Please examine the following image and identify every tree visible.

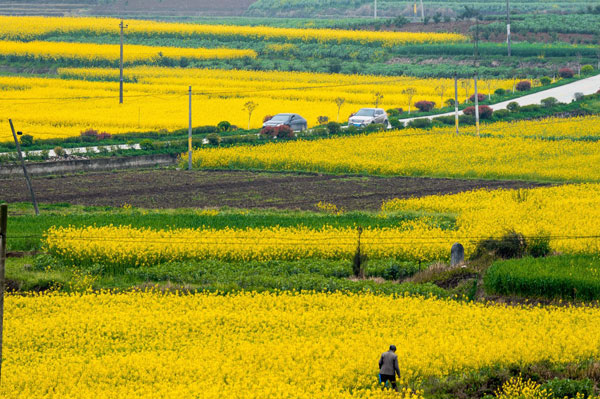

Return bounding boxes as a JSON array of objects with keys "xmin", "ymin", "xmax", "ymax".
[
  {"xmin": 484, "ymin": 80, "xmax": 494, "ymax": 100},
  {"xmin": 460, "ymin": 80, "xmax": 472, "ymax": 103},
  {"xmin": 334, "ymin": 97, "xmax": 345, "ymax": 122},
  {"xmin": 435, "ymin": 84, "xmax": 447, "ymax": 108},
  {"xmin": 402, "ymin": 88, "xmax": 416, "ymax": 114},
  {"xmin": 373, "ymin": 92, "xmax": 384, "ymax": 108},
  {"xmin": 243, "ymin": 101, "xmax": 258, "ymax": 130}
]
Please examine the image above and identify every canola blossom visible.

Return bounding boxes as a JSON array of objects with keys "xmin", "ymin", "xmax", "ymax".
[
  {"xmin": 44, "ymin": 223, "xmax": 453, "ymax": 266},
  {"xmin": 189, "ymin": 125, "xmax": 600, "ymax": 182},
  {"xmin": 44, "ymin": 184, "xmax": 600, "ymax": 264},
  {"xmin": 0, "ymin": 67, "xmax": 513, "ymax": 139},
  {"xmin": 3, "ymin": 291, "xmax": 600, "ymax": 398},
  {"xmin": 0, "ymin": 40, "xmax": 256, "ymax": 63},
  {"xmin": 0, "ymin": 15, "xmax": 467, "ymax": 45},
  {"xmin": 382, "ymin": 184, "xmax": 600, "ymax": 256}
]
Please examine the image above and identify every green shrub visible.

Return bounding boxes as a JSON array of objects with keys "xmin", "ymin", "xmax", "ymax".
[
  {"xmin": 53, "ymin": 146, "xmax": 66, "ymax": 158},
  {"xmin": 206, "ymin": 133, "xmax": 221, "ymax": 146},
  {"xmin": 472, "ymin": 231, "xmax": 527, "ymax": 260},
  {"xmin": 407, "ymin": 118, "xmax": 432, "ymax": 129},
  {"xmin": 19, "ymin": 134, "xmax": 34, "ymax": 147},
  {"xmin": 506, "ymin": 102, "xmax": 521, "ymax": 112},
  {"xmin": 527, "ymin": 235, "xmax": 551, "ymax": 258},
  {"xmin": 541, "ymin": 97, "xmax": 558, "ymax": 108},
  {"xmin": 139, "ymin": 139, "xmax": 155, "ymax": 151},
  {"xmin": 541, "ymin": 378, "xmax": 594, "ymax": 399},
  {"xmin": 493, "ymin": 109, "xmax": 510, "ymax": 119},
  {"xmin": 581, "ymin": 65, "xmax": 594, "ymax": 75},
  {"xmin": 494, "ymin": 88, "xmax": 506, "ymax": 96},
  {"xmin": 326, "ymin": 122, "xmax": 341, "ymax": 135},
  {"xmin": 540, "ymin": 76, "xmax": 552, "ymax": 86},
  {"xmin": 217, "ymin": 121, "xmax": 232, "ymax": 132},
  {"xmin": 433, "ymin": 115, "xmax": 455, "ymax": 125},
  {"xmin": 520, "ymin": 104, "xmax": 541, "ymax": 113}
]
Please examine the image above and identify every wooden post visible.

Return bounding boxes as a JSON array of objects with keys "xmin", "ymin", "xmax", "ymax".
[
  {"xmin": 9, "ymin": 120, "xmax": 39, "ymax": 215},
  {"xmin": 0, "ymin": 204, "xmax": 7, "ymax": 384}
]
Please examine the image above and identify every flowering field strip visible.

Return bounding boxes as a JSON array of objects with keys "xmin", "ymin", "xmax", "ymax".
[
  {"xmin": 382, "ymin": 184, "xmax": 600, "ymax": 257},
  {"xmin": 458, "ymin": 116, "xmax": 600, "ymax": 140},
  {"xmin": 189, "ymin": 127, "xmax": 600, "ymax": 182},
  {"xmin": 0, "ymin": 40, "xmax": 256, "ymax": 63},
  {"xmin": 43, "ymin": 185, "xmax": 600, "ymax": 264},
  {"xmin": 4, "ymin": 291, "xmax": 600, "ymax": 398},
  {"xmin": 0, "ymin": 15, "xmax": 467, "ymax": 45},
  {"xmin": 44, "ymin": 223, "xmax": 453, "ymax": 266},
  {"xmin": 0, "ymin": 67, "xmax": 513, "ymax": 139}
]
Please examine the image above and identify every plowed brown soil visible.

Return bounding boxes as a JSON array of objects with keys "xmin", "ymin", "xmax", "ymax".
[{"xmin": 1, "ymin": 169, "xmax": 549, "ymax": 211}]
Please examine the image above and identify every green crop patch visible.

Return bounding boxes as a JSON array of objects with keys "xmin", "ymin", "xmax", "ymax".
[{"xmin": 484, "ymin": 255, "xmax": 600, "ymax": 301}]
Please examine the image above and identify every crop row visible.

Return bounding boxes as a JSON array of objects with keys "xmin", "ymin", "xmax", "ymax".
[
  {"xmin": 0, "ymin": 40, "xmax": 256, "ymax": 64},
  {"xmin": 0, "ymin": 16, "xmax": 467, "ymax": 45},
  {"xmin": 4, "ymin": 291, "xmax": 600, "ymax": 398},
  {"xmin": 189, "ymin": 122, "xmax": 600, "ymax": 182},
  {"xmin": 43, "ymin": 184, "xmax": 600, "ymax": 266},
  {"xmin": 43, "ymin": 223, "xmax": 454, "ymax": 267}
]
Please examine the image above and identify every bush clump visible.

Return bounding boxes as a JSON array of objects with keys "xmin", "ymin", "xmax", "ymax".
[
  {"xmin": 469, "ymin": 93, "xmax": 485, "ymax": 103},
  {"xmin": 463, "ymin": 105, "xmax": 494, "ymax": 119},
  {"xmin": 415, "ymin": 100, "xmax": 436, "ymax": 112},
  {"xmin": 516, "ymin": 80, "xmax": 532, "ymax": 91},
  {"xmin": 506, "ymin": 102, "xmax": 521, "ymax": 112},
  {"xmin": 540, "ymin": 76, "xmax": 552, "ymax": 86},
  {"xmin": 261, "ymin": 125, "xmax": 294, "ymax": 139},
  {"xmin": 559, "ymin": 68, "xmax": 574, "ymax": 78}
]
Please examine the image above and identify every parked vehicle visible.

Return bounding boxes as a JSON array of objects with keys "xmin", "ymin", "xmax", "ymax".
[
  {"xmin": 263, "ymin": 113, "xmax": 307, "ymax": 132},
  {"xmin": 348, "ymin": 108, "xmax": 388, "ymax": 127}
]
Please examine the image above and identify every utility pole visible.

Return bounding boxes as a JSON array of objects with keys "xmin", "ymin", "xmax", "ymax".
[
  {"xmin": 9, "ymin": 120, "xmax": 39, "ymax": 215},
  {"xmin": 420, "ymin": 0, "xmax": 425, "ymax": 23},
  {"xmin": 119, "ymin": 19, "xmax": 128, "ymax": 104},
  {"xmin": 506, "ymin": 0, "xmax": 511, "ymax": 57},
  {"xmin": 474, "ymin": 73, "xmax": 480, "ymax": 137},
  {"xmin": 374, "ymin": 0, "xmax": 377, "ymax": 18},
  {"xmin": 454, "ymin": 73, "xmax": 459, "ymax": 135},
  {"xmin": 188, "ymin": 86, "xmax": 192, "ymax": 171},
  {"xmin": 0, "ymin": 205, "xmax": 6, "ymax": 384}
]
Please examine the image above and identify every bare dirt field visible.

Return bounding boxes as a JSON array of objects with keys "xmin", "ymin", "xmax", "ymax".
[{"xmin": 1, "ymin": 169, "xmax": 550, "ymax": 211}]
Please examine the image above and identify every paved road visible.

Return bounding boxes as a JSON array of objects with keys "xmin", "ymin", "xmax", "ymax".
[{"xmin": 400, "ymin": 73, "xmax": 600, "ymax": 125}]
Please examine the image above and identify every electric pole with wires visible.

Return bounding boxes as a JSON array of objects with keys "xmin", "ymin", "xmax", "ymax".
[{"xmin": 119, "ymin": 19, "xmax": 128, "ymax": 104}]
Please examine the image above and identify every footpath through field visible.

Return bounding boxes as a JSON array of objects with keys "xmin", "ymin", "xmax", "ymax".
[{"xmin": 400, "ymin": 73, "xmax": 600, "ymax": 125}]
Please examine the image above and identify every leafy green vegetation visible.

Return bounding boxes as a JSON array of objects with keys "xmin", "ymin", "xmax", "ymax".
[
  {"xmin": 4, "ymin": 203, "xmax": 454, "ymax": 252},
  {"xmin": 6, "ymin": 255, "xmax": 446, "ymax": 297},
  {"xmin": 484, "ymin": 255, "xmax": 600, "ymax": 301}
]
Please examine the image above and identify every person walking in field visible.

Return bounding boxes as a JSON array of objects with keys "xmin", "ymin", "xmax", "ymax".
[{"xmin": 378, "ymin": 345, "xmax": 401, "ymax": 391}]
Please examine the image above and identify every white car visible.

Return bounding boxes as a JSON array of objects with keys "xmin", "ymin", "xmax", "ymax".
[{"xmin": 348, "ymin": 108, "xmax": 389, "ymax": 127}]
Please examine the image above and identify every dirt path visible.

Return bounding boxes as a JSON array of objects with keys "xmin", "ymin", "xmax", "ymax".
[{"xmin": 1, "ymin": 169, "xmax": 549, "ymax": 211}]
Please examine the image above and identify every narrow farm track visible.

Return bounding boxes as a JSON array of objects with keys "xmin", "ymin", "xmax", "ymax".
[
  {"xmin": 0, "ymin": 169, "xmax": 549, "ymax": 211},
  {"xmin": 401, "ymin": 73, "xmax": 600, "ymax": 124}
]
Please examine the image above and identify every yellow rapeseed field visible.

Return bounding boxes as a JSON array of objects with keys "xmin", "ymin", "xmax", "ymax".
[
  {"xmin": 43, "ymin": 184, "xmax": 600, "ymax": 264},
  {"xmin": 0, "ymin": 40, "xmax": 256, "ymax": 63},
  {"xmin": 0, "ymin": 15, "xmax": 467, "ymax": 45},
  {"xmin": 190, "ymin": 124, "xmax": 600, "ymax": 182},
  {"xmin": 44, "ymin": 223, "xmax": 452, "ymax": 265},
  {"xmin": 0, "ymin": 67, "xmax": 514, "ymax": 139},
  {"xmin": 3, "ymin": 291, "xmax": 600, "ymax": 398},
  {"xmin": 381, "ymin": 183, "xmax": 600, "ymax": 256}
]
